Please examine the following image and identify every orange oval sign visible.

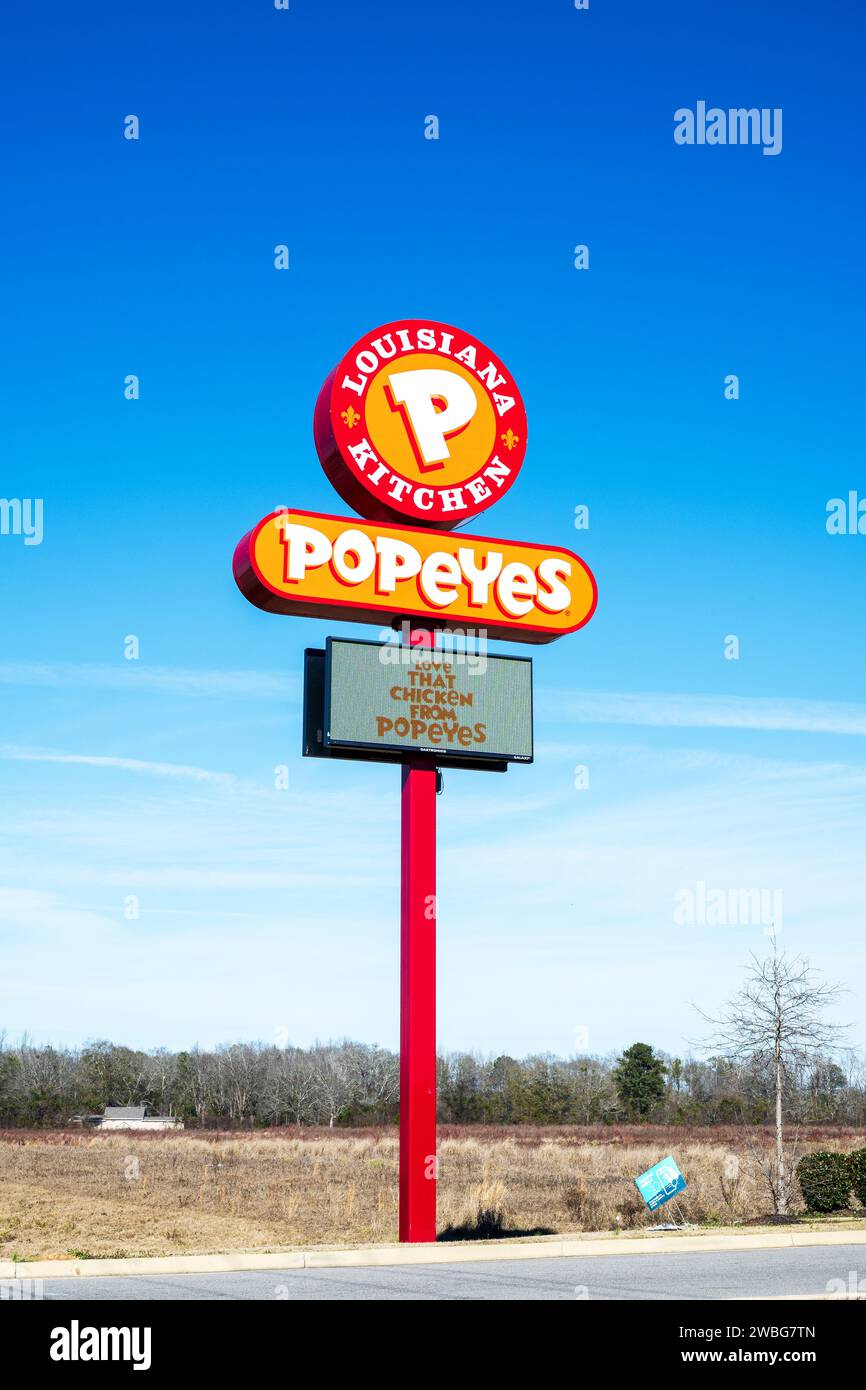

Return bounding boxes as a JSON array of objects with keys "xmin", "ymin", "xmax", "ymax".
[
  {"xmin": 314, "ymin": 320, "xmax": 528, "ymax": 529},
  {"xmin": 233, "ymin": 509, "xmax": 596, "ymax": 645}
]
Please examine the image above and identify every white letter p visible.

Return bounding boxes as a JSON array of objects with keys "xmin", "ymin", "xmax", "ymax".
[{"xmin": 387, "ymin": 368, "xmax": 477, "ymax": 470}]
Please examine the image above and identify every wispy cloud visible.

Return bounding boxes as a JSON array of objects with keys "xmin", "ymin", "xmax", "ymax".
[
  {"xmin": 1, "ymin": 731, "xmax": 863, "ymax": 1053},
  {"xmin": 0, "ymin": 662, "xmax": 296, "ymax": 700},
  {"xmin": 535, "ymin": 738, "xmax": 866, "ymax": 781},
  {"xmin": 0, "ymin": 745, "xmax": 238, "ymax": 786},
  {"xmin": 541, "ymin": 690, "xmax": 866, "ymax": 738}
]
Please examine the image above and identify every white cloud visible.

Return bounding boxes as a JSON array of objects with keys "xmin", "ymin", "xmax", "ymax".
[
  {"xmin": 0, "ymin": 745, "xmax": 239, "ymax": 786},
  {"xmin": 540, "ymin": 690, "xmax": 866, "ymax": 737},
  {"xmin": 0, "ymin": 662, "xmax": 296, "ymax": 700}
]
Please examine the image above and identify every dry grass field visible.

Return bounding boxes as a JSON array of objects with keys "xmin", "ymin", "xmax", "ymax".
[{"xmin": 1, "ymin": 1126, "xmax": 864, "ymax": 1260}]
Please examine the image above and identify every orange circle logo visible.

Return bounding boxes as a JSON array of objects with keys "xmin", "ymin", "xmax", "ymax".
[{"xmin": 314, "ymin": 319, "xmax": 527, "ymax": 528}]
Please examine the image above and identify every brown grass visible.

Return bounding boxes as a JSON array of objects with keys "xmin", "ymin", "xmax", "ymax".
[{"xmin": 1, "ymin": 1126, "xmax": 863, "ymax": 1260}]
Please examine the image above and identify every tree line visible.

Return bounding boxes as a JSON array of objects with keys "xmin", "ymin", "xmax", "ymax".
[{"xmin": 1, "ymin": 1034, "xmax": 863, "ymax": 1129}]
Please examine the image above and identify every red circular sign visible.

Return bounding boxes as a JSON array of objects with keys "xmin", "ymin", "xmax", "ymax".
[{"xmin": 314, "ymin": 319, "xmax": 527, "ymax": 529}]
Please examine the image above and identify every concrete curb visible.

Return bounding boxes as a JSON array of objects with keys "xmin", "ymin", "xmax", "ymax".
[{"xmin": 3, "ymin": 1227, "xmax": 866, "ymax": 1281}]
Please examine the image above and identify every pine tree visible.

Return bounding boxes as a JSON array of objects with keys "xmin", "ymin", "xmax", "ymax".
[{"xmin": 613, "ymin": 1043, "xmax": 666, "ymax": 1119}]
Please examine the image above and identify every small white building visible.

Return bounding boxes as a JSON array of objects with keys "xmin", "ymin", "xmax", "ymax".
[{"xmin": 98, "ymin": 1105, "xmax": 183, "ymax": 1131}]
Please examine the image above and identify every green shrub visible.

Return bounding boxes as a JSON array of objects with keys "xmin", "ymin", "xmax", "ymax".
[
  {"xmin": 847, "ymin": 1148, "xmax": 866, "ymax": 1207},
  {"xmin": 796, "ymin": 1152, "xmax": 851, "ymax": 1212}
]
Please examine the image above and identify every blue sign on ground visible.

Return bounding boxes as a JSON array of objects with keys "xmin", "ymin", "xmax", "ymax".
[{"xmin": 634, "ymin": 1155, "xmax": 687, "ymax": 1211}]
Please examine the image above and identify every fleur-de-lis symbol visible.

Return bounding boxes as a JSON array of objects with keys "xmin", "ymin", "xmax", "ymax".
[
  {"xmin": 500, "ymin": 428, "xmax": 520, "ymax": 451},
  {"xmin": 341, "ymin": 406, "xmax": 361, "ymax": 429}
]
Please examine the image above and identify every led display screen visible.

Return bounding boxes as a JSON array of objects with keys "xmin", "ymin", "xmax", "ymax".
[{"xmin": 324, "ymin": 639, "xmax": 533, "ymax": 763}]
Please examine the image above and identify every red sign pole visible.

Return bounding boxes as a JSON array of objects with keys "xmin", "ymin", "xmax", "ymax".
[{"xmin": 399, "ymin": 627, "xmax": 437, "ymax": 1242}]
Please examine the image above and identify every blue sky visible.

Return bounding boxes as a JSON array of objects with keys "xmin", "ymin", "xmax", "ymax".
[{"xmin": 2, "ymin": 1, "xmax": 864, "ymax": 1057}]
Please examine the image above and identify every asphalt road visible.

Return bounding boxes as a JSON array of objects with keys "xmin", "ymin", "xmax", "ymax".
[{"xmin": 32, "ymin": 1244, "xmax": 866, "ymax": 1300}]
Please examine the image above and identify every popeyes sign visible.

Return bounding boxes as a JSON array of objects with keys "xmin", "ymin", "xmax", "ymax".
[
  {"xmin": 233, "ymin": 316, "xmax": 598, "ymax": 1247},
  {"xmin": 234, "ymin": 317, "xmax": 597, "ymax": 642},
  {"xmin": 314, "ymin": 319, "xmax": 527, "ymax": 527},
  {"xmin": 235, "ymin": 508, "xmax": 595, "ymax": 644}
]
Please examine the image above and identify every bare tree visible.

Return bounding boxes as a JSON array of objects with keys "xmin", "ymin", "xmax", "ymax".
[
  {"xmin": 144, "ymin": 1049, "xmax": 178, "ymax": 1115},
  {"xmin": 698, "ymin": 944, "xmax": 848, "ymax": 1214},
  {"xmin": 180, "ymin": 1047, "xmax": 215, "ymax": 1125},
  {"xmin": 217, "ymin": 1043, "xmax": 266, "ymax": 1124},
  {"xmin": 344, "ymin": 1043, "xmax": 399, "ymax": 1111},
  {"xmin": 309, "ymin": 1043, "xmax": 356, "ymax": 1127},
  {"xmin": 262, "ymin": 1046, "xmax": 318, "ymax": 1127},
  {"xmin": 564, "ymin": 1056, "xmax": 616, "ymax": 1124}
]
